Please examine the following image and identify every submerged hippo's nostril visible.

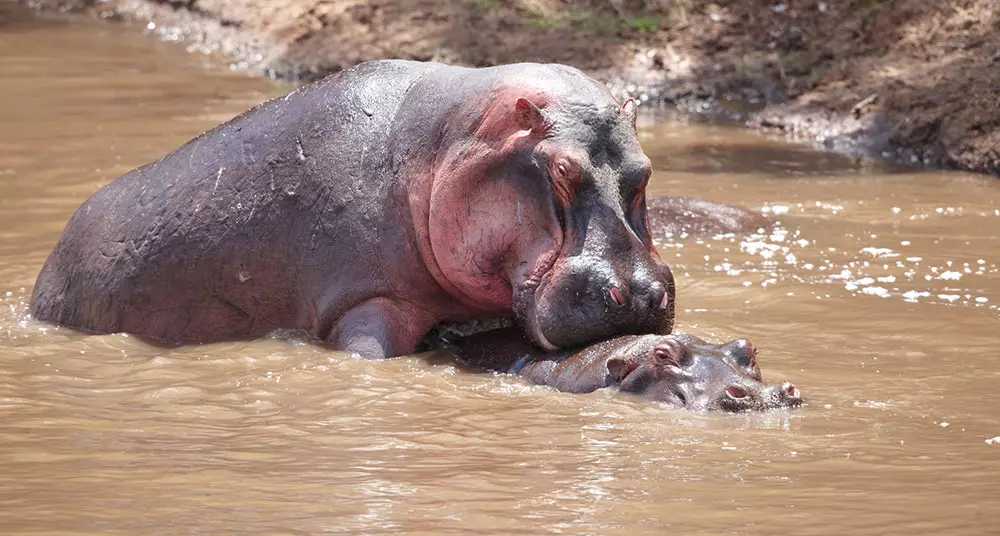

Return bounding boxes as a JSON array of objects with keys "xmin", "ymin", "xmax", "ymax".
[
  {"xmin": 783, "ymin": 382, "xmax": 801, "ymax": 400},
  {"xmin": 608, "ymin": 285, "xmax": 626, "ymax": 308},
  {"xmin": 726, "ymin": 385, "xmax": 748, "ymax": 399}
]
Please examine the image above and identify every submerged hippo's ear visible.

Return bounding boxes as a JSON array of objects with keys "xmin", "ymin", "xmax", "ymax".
[
  {"xmin": 723, "ymin": 339, "xmax": 762, "ymax": 380},
  {"xmin": 607, "ymin": 356, "xmax": 638, "ymax": 384},
  {"xmin": 743, "ymin": 340, "xmax": 758, "ymax": 366},
  {"xmin": 515, "ymin": 97, "xmax": 548, "ymax": 134},
  {"xmin": 726, "ymin": 339, "xmax": 758, "ymax": 368},
  {"xmin": 621, "ymin": 98, "xmax": 638, "ymax": 133}
]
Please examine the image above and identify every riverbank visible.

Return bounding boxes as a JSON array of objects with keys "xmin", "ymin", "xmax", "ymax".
[{"xmin": 16, "ymin": 0, "xmax": 1000, "ymax": 176}]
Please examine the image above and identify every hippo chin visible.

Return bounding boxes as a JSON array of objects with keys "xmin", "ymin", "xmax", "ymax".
[
  {"xmin": 449, "ymin": 329, "xmax": 803, "ymax": 412},
  {"xmin": 29, "ymin": 60, "xmax": 674, "ymax": 358}
]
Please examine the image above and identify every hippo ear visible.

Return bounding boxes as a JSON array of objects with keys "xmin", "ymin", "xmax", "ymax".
[
  {"xmin": 729, "ymin": 339, "xmax": 758, "ymax": 368},
  {"xmin": 724, "ymin": 339, "xmax": 762, "ymax": 380},
  {"xmin": 607, "ymin": 357, "xmax": 638, "ymax": 384},
  {"xmin": 515, "ymin": 97, "xmax": 548, "ymax": 134},
  {"xmin": 621, "ymin": 98, "xmax": 638, "ymax": 133}
]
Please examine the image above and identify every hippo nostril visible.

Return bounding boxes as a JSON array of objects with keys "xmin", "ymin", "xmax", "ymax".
[
  {"xmin": 609, "ymin": 285, "xmax": 626, "ymax": 308},
  {"xmin": 643, "ymin": 281, "xmax": 669, "ymax": 311},
  {"xmin": 726, "ymin": 385, "xmax": 748, "ymax": 399}
]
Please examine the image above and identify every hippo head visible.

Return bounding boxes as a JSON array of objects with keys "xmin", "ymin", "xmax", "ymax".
[
  {"xmin": 605, "ymin": 334, "xmax": 803, "ymax": 411},
  {"xmin": 427, "ymin": 65, "xmax": 673, "ymax": 351}
]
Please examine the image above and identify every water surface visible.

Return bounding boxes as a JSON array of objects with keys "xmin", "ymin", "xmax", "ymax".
[{"xmin": 1, "ymin": 7, "xmax": 999, "ymax": 535}]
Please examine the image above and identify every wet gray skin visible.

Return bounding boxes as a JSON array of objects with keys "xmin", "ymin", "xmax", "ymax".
[
  {"xmin": 28, "ymin": 60, "xmax": 674, "ymax": 359},
  {"xmin": 450, "ymin": 329, "xmax": 803, "ymax": 412}
]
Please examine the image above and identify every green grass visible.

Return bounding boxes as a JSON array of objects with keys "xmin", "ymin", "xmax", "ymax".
[
  {"xmin": 533, "ymin": 17, "xmax": 555, "ymax": 30},
  {"xmin": 625, "ymin": 15, "xmax": 660, "ymax": 33}
]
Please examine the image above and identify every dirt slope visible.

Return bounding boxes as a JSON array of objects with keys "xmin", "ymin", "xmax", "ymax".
[{"xmin": 17, "ymin": 0, "xmax": 1000, "ymax": 176}]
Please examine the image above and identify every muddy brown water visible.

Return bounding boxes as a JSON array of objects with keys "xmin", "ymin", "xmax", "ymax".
[{"xmin": 2, "ymin": 7, "xmax": 1000, "ymax": 535}]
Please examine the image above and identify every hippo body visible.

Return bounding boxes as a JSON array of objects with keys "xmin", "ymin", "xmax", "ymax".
[
  {"xmin": 450, "ymin": 329, "xmax": 803, "ymax": 411},
  {"xmin": 30, "ymin": 60, "xmax": 676, "ymax": 358}
]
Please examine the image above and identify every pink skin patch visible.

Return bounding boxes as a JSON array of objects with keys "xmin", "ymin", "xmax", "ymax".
[{"xmin": 422, "ymin": 88, "xmax": 564, "ymax": 317}]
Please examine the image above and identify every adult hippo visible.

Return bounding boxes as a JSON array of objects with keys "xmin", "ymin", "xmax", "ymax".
[
  {"xmin": 449, "ymin": 329, "xmax": 803, "ymax": 411},
  {"xmin": 30, "ymin": 60, "xmax": 674, "ymax": 358}
]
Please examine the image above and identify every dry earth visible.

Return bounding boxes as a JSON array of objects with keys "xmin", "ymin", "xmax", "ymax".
[{"xmin": 15, "ymin": 0, "xmax": 1000, "ymax": 175}]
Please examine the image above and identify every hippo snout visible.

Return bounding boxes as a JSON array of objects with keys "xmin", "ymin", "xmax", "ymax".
[
  {"xmin": 527, "ymin": 255, "xmax": 675, "ymax": 349},
  {"xmin": 721, "ymin": 379, "xmax": 804, "ymax": 412},
  {"xmin": 606, "ymin": 275, "xmax": 670, "ymax": 315},
  {"xmin": 772, "ymin": 382, "xmax": 804, "ymax": 408}
]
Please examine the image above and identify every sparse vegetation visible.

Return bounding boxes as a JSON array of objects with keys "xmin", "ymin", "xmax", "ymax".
[
  {"xmin": 625, "ymin": 15, "xmax": 659, "ymax": 33},
  {"xmin": 30, "ymin": 0, "xmax": 1000, "ymax": 176}
]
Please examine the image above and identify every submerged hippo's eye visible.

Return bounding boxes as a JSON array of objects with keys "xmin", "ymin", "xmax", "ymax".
[
  {"xmin": 556, "ymin": 163, "xmax": 568, "ymax": 177},
  {"xmin": 726, "ymin": 385, "xmax": 748, "ymax": 399},
  {"xmin": 652, "ymin": 344, "xmax": 681, "ymax": 367}
]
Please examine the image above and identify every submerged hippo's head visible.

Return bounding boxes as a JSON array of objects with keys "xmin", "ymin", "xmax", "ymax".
[
  {"xmin": 605, "ymin": 334, "xmax": 802, "ymax": 411},
  {"xmin": 427, "ymin": 65, "xmax": 673, "ymax": 351}
]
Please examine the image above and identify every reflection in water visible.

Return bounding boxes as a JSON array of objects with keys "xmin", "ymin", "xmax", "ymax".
[{"xmin": 2, "ymin": 6, "xmax": 1000, "ymax": 535}]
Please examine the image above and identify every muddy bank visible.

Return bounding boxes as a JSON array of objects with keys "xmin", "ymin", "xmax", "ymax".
[{"xmin": 16, "ymin": 0, "xmax": 1000, "ymax": 176}]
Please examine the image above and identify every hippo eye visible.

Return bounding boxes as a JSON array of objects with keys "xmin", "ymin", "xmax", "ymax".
[
  {"xmin": 549, "ymin": 162, "xmax": 578, "ymax": 206},
  {"xmin": 652, "ymin": 338, "xmax": 683, "ymax": 367},
  {"xmin": 726, "ymin": 385, "xmax": 748, "ymax": 399}
]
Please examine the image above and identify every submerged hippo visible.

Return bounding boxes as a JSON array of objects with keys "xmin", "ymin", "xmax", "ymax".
[
  {"xmin": 646, "ymin": 196, "xmax": 771, "ymax": 238},
  {"xmin": 30, "ymin": 60, "xmax": 676, "ymax": 358},
  {"xmin": 450, "ymin": 329, "xmax": 803, "ymax": 411}
]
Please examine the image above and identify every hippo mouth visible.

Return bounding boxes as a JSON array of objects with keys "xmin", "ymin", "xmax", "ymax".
[
  {"xmin": 518, "ymin": 298, "xmax": 559, "ymax": 351},
  {"xmin": 512, "ymin": 253, "xmax": 560, "ymax": 351}
]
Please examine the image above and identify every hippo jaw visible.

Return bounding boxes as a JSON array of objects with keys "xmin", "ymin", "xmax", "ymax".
[{"xmin": 510, "ymin": 251, "xmax": 561, "ymax": 351}]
